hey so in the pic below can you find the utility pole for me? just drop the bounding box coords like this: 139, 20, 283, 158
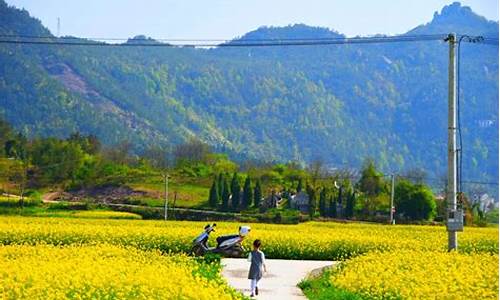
57, 17, 60, 37
164, 173, 169, 221
390, 174, 395, 225
446, 33, 458, 251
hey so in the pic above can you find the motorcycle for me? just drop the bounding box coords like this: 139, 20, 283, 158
191, 223, 251, 258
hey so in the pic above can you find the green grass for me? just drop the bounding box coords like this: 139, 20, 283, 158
0, 206, 74, 217
0, 205, 141, 220
299, 269, 368, 300
130, 181, 209, 208
0, 195, 41, 207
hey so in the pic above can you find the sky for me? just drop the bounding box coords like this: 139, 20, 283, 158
5, 0, 499, 40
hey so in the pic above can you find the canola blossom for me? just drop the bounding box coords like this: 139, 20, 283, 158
0, 217, 496, 260
71, 210, 142, 219
331, 250, 499, 299
0, 244, 242, 300
0, 216, 497, 299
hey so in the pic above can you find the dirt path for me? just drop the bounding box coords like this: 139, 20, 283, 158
221, 258, 335, 299
42, 192, 61, 203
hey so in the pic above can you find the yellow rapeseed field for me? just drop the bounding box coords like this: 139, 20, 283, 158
332, 250, 499, 299
72, 210, 142, 219
0, 216, 497, 299
0, 216, 496, 259
0, 243, 241, 300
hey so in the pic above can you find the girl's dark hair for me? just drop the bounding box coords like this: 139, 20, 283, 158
253, 239, 261, 248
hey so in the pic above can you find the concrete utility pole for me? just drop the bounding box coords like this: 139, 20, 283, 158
164, 173, 169, 221
390, 174, 395, 225
447, 33, 458, 251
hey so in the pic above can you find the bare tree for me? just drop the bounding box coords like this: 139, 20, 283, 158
144, 145, 173, 171
174, 138, 211, 165
403, 168, 427, 184
308, 158, 325, 186
103, 141, 133, 165
143, 144, 173, 220
7, 160, 27, 206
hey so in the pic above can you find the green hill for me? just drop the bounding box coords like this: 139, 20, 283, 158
0, 1, 497, 190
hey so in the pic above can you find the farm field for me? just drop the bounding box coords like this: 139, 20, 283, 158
0, 243, 242, 300
128, 178, 211, 208
327, 250, 498, 299
0, 216, 497, 299
0, 198, 143, 219
1, 217, 497, 259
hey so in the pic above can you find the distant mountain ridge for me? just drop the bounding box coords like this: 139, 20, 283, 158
410, 2, 498, 35
0, 1, 498, 191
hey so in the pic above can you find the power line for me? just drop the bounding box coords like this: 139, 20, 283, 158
0, 33, 496, 43
0, 33, 447, 42
0, 33, 496, 48
0, 34, 451, 47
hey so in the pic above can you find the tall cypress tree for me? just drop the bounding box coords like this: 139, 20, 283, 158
337, 186, 343, 218
254, 179, 262, 208
230, 172, 240, 210
297, 178, 303, 193
217, 173, 224, 203
283, 190, 291, 208
306, 184, 316, 218
208, 179, 219, 208
242, 176, 253, 209
346, 190, 355, 219
319, 187, 327, 217
221, 178, 230, 211
330, 195, 337, 218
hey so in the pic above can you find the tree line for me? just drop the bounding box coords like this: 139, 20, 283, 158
2, 117, 490, 224
208, 173, 263, 212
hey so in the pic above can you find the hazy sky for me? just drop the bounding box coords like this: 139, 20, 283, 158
5, 0, 499, 39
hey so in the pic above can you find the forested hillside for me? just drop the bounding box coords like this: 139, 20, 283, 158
0, 1, 497, 189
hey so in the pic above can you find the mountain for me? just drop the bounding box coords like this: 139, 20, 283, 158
0, 1, 498, 190
410, 2, 498, 35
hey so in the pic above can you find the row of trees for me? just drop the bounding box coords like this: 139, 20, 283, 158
227, 159, 438, 222
299, 160, 437, 221
0, 118, 471, 223
202, 157, 439, 222
0, 118, 236, 194
306, 184, 356, 219
208, 173, 263, 211
1, 119, 161, 194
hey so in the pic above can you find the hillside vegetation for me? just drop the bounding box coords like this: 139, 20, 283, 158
0, 1, 497, 189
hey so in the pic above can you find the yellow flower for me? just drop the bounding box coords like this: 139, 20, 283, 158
0, 216, 497, 299
0, 244, 241, 300
331, 250, 498, 300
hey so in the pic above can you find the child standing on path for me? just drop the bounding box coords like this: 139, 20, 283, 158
248, 239, 267, 298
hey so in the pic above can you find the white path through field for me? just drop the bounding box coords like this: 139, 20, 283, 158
221, 258, 335, 300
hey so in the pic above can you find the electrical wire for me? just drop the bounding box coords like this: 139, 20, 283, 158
0, 33, 495, 48
0, 33, 448, 42
0, 34, 450, 47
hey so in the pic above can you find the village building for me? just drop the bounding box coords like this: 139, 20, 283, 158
290, 191, 309, 213
262, 193, 282, 209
